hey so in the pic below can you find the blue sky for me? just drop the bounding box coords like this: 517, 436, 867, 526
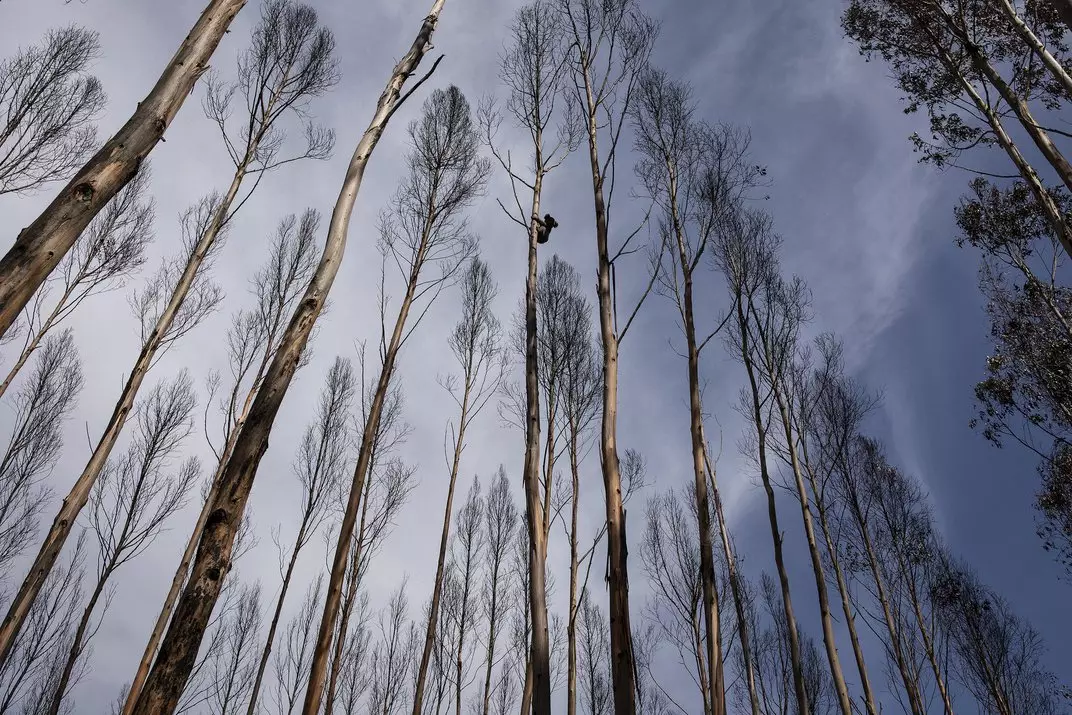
0, 0, 1068, 711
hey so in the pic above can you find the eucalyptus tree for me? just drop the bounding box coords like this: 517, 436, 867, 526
715, 208, 810, 715
0, 169, 153, 401
0, 0, 247, 339
128, 3, 448, 710
0, 24, 104, 197
480, 4, 578, 710
46, 375, 199, 715
632, 65, 769, 715
0, 0, 339, 669
554, 2, 658, 707
413, 258, 505, 713
305, 79, 486, 715
842, 0, 1072, 256
479, 468, 519, 715
955, 178, 1072, 577
125, 210, 320, 715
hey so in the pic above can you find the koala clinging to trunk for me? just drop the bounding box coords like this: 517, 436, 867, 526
534, 214, 558, 244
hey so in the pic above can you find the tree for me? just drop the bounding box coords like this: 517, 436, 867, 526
0, 25, 105, 196
955, 178, 1072, 577
577, 590, 611, 715
270, 576, 325, 715
127, 3, 447, 709
716, 208, 811, 715
0, 329, 82, 577
932, 561, 1069, 715
46, 374, 199, 715
842, 0, 1072, 257
479, 469, 519, 715
554, 2, 658, 708
632, 66, 768, 715
0, 0, 247, 339
481, 4, 578, 711
207, 583, 264, 715
413, 257, 504, 713
0, 168, 153, 401
0, 0, 339, 668
245, 358, 355, 715
305, 80, 486, 714
368, 582, 417, 715
124, 209, 321, 714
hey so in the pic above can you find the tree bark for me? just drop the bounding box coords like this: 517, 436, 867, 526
522, 164, 552, 715
128, 7, 444, 709
994, 0, 1072, 98
0, 0, 246, 340
412, 376, 473, 713
566, 421, 580, 715
579, 63, 637, 715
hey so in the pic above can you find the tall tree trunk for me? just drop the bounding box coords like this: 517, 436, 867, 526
699, 425, 761, 715
412, 377, 474, 713
0, 0, 246, 340
128, 7, 445, 709
903, 562, 954, 715
736, 300, 808, 715
0, 142, 258, 667
580, 67, 636, 715
771, 389, 853, 715
480, 550, 505, 715
681, 273, 727, 715
522, 161, 552, 714
566, 421, 580, 715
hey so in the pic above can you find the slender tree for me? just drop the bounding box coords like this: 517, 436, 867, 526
633, 66, 768, 715
0, 25, 105, 196
304, 81, 487, 715
444, 479, 485, 715
481, 4, 577, 710
245, 358, 355, 715
555, 3, 658, 708
0, 168, 152, 401
369, 582, 417, 715
0, 0, 339, 666
207, 582, 264, 715
0, 329, 82, 577
124, 209, 320, 714
413, 257, 505, 712
577, 590, 611, 715
270, 576, 325, 715
46, 375, 199, 715
480, 468, 519, 715
716, 208, 810, 715
128, 3, 447, 709
0, 0, 247, 339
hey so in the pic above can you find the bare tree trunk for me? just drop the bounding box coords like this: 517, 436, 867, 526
682, 274, 727, 715
412, 378, 473, 712
520, 660, 534, 715
522, 170, 552, 715
128, 7, 444, 708
771, 389, 853, 715
736, 299, 808, 715
45, 555, 108, 715
0, 0, 245, 340
904, 562, 954, 715
581, 72, 637, 715
566, 421, 580, 715
699, 426, 760, 715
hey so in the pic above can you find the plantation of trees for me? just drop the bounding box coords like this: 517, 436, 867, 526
0, 0, 1068, 713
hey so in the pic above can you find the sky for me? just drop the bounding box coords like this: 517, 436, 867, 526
0, 0, 1069, 712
